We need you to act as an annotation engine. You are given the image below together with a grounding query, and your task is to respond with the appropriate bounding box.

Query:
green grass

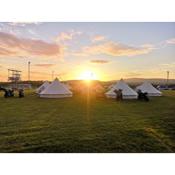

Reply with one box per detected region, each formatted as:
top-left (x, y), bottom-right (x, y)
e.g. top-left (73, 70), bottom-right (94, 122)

top-left (0, 90), bottom-right (175, 153)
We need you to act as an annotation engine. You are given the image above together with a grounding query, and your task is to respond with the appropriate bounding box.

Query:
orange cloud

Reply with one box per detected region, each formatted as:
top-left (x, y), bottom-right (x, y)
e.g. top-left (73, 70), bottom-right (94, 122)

top-left (83, 42), bottom-right (154, 57)
top-left (160, 62), bottom-right (175, 68)
top-left (92, 35), bottom-right (105, 42)
top-left (31, 70), bottom-right (67, 76)
top-left (0, 32), bottom-right (62, 58)
top-left (90, 60), bottom-right (110, 64)
top-left (125, 71), bottom-right (143, 77)
top-left (31, 71), bottom-right (51, 75)
top-left (69, 51), bottom-right (88, 57)
top-left (34, 64), bottom-right (55, 68)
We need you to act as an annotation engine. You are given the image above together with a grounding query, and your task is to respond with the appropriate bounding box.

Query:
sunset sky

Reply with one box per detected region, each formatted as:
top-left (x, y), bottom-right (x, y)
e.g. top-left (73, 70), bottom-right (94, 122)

top-left (0, 22), bottom-right (175, 81)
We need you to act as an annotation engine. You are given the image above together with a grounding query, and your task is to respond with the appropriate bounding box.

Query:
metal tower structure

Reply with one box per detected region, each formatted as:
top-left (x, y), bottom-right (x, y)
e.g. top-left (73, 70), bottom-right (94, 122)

top-left (8, 69), bottom-right (22, 88)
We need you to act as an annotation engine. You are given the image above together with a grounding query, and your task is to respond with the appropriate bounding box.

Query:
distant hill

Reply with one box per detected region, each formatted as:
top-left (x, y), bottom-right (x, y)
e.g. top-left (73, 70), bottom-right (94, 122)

top-left (124, 78), bottom-right (175, 85)
top-left (1, 78), bottom-right (175, 88)
top-left (98, 78), bottom-right (175, 87)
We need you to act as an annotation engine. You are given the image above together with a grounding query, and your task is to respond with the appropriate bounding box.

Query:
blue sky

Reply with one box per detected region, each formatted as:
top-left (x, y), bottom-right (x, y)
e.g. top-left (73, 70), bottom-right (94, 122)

top-left (0, 22), bottom-right (175, 81)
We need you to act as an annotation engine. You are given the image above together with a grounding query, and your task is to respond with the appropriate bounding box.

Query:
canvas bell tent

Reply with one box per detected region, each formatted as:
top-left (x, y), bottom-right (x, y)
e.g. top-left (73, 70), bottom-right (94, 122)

top-left (105, 79), bottom-right (138, 99)
top-left (39, 78), bottom-right (73, 98)
top-left (36, 81), bottom-right (50, 94)
top-left (136, 82), bottom-right (162, 96)
top-left (107, 84), bottom-right (115, 90)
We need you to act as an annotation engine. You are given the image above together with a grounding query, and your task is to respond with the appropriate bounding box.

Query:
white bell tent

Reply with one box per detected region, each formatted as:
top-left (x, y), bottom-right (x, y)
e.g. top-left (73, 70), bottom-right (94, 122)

top-left (105, 79), bottom-right (138, 99)
top-left (36, 81), bottom-right (50, 94)
top-left (136, 82), bottom-right (162, 96)
top-left (39, 78), bottom-right (73, 98)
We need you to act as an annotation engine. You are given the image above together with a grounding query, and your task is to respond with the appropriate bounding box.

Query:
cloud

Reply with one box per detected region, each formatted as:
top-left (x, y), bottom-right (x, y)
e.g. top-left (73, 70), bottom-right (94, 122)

top-left (81, 41), bottom-right (154, 57)
top-left (6, 22), bottom-right (42, 27)
top-left (56, 32), bottom-right (73, 42)
top-left (160, 62), bottom-right (175, 68)
top-left (166, 38), bottom-right (175, 44)
top-left (0, 32), bottom-right (62, 58)
top-left (69, 51), bottom-right (88, 57)
top-left (31, 71), bottom-right (51, 75)
top-left (91, 35), bottom-right (105, 42)
top-left (34, 64), bottom-right (55, 68)
top-left (125, 71), bottom-right (143, 77)
top-left (90, 59), bottom-right (110, 64)
top-left (56, 30), bottom-right (82, 43)
top-left (31, 71), bottom-right (67, 78)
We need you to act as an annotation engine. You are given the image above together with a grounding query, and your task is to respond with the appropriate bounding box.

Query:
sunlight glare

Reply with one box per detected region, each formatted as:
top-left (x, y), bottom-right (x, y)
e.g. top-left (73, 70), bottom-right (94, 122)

top-left (79, 70), bottom-right (97, 81)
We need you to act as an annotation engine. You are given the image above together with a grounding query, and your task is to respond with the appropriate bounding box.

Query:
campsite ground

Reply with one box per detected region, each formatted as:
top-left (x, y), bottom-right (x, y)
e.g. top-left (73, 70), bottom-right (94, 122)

top-left (0, 90), bottom-right (174, 153)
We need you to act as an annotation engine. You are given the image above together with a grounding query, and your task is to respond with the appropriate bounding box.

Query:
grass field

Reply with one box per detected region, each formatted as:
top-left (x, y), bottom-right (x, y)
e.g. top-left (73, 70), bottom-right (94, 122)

top-left (0, 90), bottom-right (175, 153)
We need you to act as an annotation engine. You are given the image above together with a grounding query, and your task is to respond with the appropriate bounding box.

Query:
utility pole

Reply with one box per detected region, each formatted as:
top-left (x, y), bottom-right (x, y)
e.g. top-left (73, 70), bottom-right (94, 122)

top-left (166, 71), bottom-right (169, 88)
top-left (28, 61), bottom-right (31, 82)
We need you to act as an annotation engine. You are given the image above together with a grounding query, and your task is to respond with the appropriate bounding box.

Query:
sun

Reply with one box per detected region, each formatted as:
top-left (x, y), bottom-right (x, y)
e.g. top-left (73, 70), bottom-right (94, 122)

top-left (79, 70), bottom-right (97, 81)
